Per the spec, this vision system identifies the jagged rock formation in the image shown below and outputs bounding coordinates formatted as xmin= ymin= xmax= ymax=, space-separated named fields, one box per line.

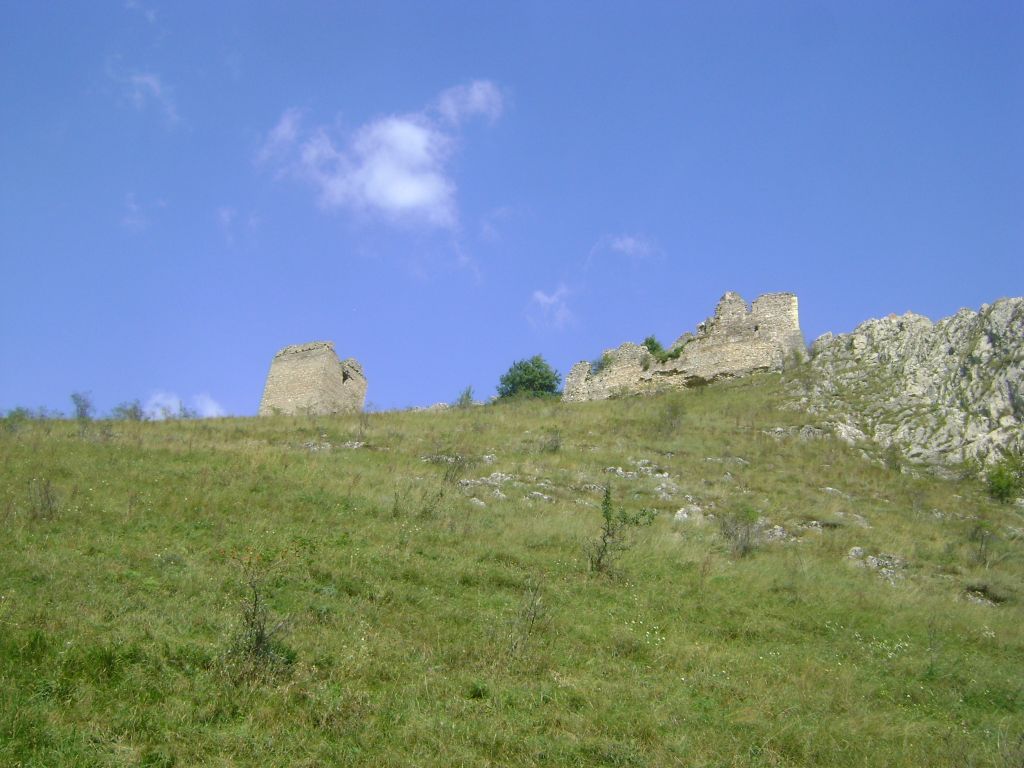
xmin=799 ymin=298 xmax=1024 ymax=466
xmin=563 ymin=292 xmax=805 ymax=402
xmin=259 ymin=341 xmax=367 ymax=416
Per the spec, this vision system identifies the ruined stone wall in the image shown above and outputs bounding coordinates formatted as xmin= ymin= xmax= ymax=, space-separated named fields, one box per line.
xmin=563 ymin=292 xmax=805 ymax=402
xmin=563 ymin=344 xmax=656 ymax=402
xmin=259 ymin=341 xmax=367 ymax=416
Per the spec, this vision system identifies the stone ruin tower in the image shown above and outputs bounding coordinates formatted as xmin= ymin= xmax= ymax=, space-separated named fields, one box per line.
xmin=258 ymin=341 xmax=367 ymax=416
xmin=563 ymin=291 xmax=805 ymax=402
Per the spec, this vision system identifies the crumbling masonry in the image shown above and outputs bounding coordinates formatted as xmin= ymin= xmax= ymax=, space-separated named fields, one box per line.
xmin=563 ymin=292 xmax=805 ymax=402
xmin=259 ymin=341 xmax=367 ymax=416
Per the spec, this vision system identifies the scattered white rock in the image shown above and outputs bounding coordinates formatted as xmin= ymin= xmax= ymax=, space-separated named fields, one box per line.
xmin=459 ymin=472 xmax=515 ymax=488
xmin=674 ymin=505 xmax=704 ymax=523
xmin=469 ymin=497 xmax=487 ymax=508
xmin=850 ymin=548 xmax=906 ymax=583
xmin=605 ymin=466 xmax=638 ymax=479
xmin=761 ymin=524 xmax=792 ymax=543
xmin=302 ymin=441 xmax=332 ymax=452
xmin=963 ymin=590 xmax=997 ymax=607
xmin=527 ymin=491 xmax=553 ymax=502
xmin=821 ymin=486 xmax=849 ymax=498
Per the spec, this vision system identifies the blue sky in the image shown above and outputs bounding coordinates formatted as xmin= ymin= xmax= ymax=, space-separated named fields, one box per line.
xmin=1 ymin=1 xmax=1021 ymax=415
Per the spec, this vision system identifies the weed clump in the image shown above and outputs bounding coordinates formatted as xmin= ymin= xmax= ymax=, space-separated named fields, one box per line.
xmin=223 ymin=551 xmax=295 ymax=680
xmin=718 ymin=504 xmax=759 ymax=557
xmin=587 ymin=485 xmax=655 ymax=575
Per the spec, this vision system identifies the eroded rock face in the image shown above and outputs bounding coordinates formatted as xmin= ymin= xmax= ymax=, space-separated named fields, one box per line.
xmin=259 ymin=341 xmax=367 ymax=416
xmin=563 ymin=292 xmax=805 ymax=402
xmin=801 ymin=298 xmax=1024 ymax=466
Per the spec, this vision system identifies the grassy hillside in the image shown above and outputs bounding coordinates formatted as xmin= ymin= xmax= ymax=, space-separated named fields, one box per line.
xmin=1 ymin=374 xmax=1022 ymax=767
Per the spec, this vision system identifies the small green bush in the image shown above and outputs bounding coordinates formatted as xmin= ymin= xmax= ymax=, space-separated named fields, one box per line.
xmin=497 ymin=355 xmax=560 ymax=399
xmin=642 ymin=335 xmax=684 ymax=364
xmin=718 ymin=504 xmax=759 ymax=557
xmin=987 ymin=451 xmax=1023 ymax=503
xmin=590 ymin=352 xmax=614 ymax=375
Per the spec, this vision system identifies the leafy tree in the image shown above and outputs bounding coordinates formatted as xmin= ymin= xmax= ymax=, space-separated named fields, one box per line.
xmin=497 ymin=355 xmax=560 ymax=399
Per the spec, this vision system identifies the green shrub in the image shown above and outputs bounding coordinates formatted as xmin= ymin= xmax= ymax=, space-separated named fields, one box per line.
xmin=110 ymin=399 xmax=146 ymax=421
xmin=987 ymin=451 xmax=1023 ymax=503
xmin=642 ymin=335 xmax=684 ymax=364
xmin=590 ymin=352 xmax=614 ymax=375
xmin=586 ymin=485 xmax=656 ymax=575
xmin=718 ymin=504 xmax=759 ymax=557
xmin=497 ymin=355 xmax=560 ymax=399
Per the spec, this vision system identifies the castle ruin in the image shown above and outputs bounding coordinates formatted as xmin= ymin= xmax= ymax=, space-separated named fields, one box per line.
xmin=563 ymin=292 xmax=805 ymax=402
xmin=259 ymin=341 xmax=367 ymax=416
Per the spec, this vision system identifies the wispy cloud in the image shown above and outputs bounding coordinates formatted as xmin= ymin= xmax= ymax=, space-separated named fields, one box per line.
xmin=145 ymin=391 xmax=226 ymax=420
xmin=479 ymin=205 xmax=514 ymax=243
xmin=259 ymin=80 xmax=504 ymax=229
xmin=608 ymin=234 xmax=655 ymax=258
xmin=586 ymin=233 xmax=658 ymax=269
xmin=125 ymin=71 xmax=179 ymax=123
xmin=124 ymin=0 xmax=157 ymax=24
xmin=436 ymin=80 xmax=504 ymax=125
xmin=528 ymin=284 xmax=573 ymax=330
xmin=256 ymin=107 xmax=302 ymax=164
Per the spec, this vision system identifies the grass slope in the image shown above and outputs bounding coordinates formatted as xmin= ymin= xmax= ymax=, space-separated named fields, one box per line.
xmin=1 ymin=374 xmax=1022 ymax=766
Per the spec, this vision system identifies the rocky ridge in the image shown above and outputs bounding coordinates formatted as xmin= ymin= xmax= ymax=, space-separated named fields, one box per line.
xmin=797 ymin=297 xmax=1024 ymax=467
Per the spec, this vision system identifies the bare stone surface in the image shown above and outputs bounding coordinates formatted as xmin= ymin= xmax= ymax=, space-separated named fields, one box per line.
xmin=563 ymin=291 xmax=805 ymax=402
xmin=799 ymin=297 xmax=1024 ymax=466
xmin=259 ymin=341 xmax=367 ymax=416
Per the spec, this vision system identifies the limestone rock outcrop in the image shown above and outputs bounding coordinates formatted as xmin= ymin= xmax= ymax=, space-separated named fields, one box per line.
xmin=259 ymin=341 xmax=366 ymax=416
xmin=800 ymin=298 xmax=1024 ymax=466
xmin=563 ymin=292 xmax=805 ymax=402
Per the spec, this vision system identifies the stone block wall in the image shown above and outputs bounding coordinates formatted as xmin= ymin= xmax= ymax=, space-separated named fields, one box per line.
xmin=563 ymin=292 xmax=805 ymax=402
xmin=258 ymin=341 xmax=367 ymax=416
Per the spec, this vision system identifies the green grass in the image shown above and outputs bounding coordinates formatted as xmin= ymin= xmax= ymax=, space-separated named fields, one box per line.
xmin=1 ymin=374 xmax=1022 ymax=766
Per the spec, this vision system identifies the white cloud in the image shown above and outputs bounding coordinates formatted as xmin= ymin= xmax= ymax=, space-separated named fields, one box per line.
xmin=145 ymin=391 xmax=226 ymax=420
xmin=608 ymin=234 xmax=655 ymax=258
xmin=528 ymin=284 xmax=573 ymax=330
xmin=301 ymin=116 xmax=456 ymax=227
xmin=260 ymin=80 xmax=502 ymax=229
xmin=192 ymin=393 xmax=226 ymax=418
xmin=257 ymin=107 xmax=302 ymax=164
xmin=586 ymin=233 xmax=658 ymax=268
xmin=144 ymin=391 xmax=182 ymax=420
xmin=436 ymin=80 xmax=504 ymax=125
xmin=125 ymin=71 xmax=178 ymax=123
